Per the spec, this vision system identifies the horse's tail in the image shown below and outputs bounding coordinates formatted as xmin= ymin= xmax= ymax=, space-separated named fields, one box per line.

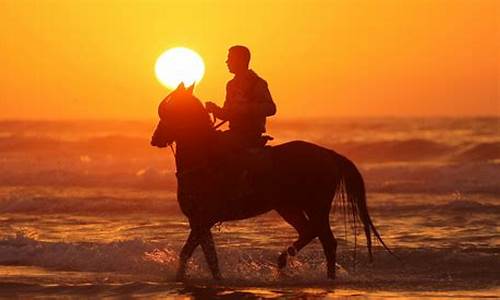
xmin=336 ymin=154 xmax=396 ymax=262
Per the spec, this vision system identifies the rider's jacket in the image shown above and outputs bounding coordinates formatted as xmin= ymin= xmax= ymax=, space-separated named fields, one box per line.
xmin=216 ymin=70 xmax=276 ymax=134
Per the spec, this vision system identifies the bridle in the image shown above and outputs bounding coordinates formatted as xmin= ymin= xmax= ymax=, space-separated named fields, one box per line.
xmin=211 ymin=114 xmax=227 ymax=130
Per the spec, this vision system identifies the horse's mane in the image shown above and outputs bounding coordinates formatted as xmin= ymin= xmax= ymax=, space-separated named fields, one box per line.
xmin=187 ymin=94 xmax=214 ymax=131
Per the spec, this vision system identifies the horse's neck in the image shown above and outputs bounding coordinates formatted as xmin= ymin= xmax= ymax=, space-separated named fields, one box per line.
xmin=174 ymin=128 xmax=214 ymax=173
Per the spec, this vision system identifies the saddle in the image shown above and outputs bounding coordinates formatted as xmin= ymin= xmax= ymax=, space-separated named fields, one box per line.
xmin=212 ymin=131 xmax=273 ymax=168
xmin=208 ymin=133 xmax=274 ymax=198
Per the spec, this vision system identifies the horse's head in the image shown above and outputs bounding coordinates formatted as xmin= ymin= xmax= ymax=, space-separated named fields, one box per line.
xmin=151 ymin=83 xmax=212 ymax=148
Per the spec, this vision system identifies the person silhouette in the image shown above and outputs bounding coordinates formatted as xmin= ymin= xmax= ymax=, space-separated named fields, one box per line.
xmin=206 ymin=45 xmax=276 ymax=148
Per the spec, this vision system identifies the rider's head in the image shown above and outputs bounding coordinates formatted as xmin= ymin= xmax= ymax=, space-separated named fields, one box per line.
xmin=226 ymin=45 xmax=250 ymax=75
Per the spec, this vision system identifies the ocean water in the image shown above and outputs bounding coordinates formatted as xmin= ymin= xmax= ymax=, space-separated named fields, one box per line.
xmin=0 ymin=118 xmax=498 ymax=299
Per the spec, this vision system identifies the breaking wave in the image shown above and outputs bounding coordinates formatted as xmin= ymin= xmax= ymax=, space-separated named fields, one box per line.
xmin=0 ymin=193 xmax=179 ymax=215
xmin=453 ymin=142 xmax=500 ymax=162
xmin=371 ymin=199 xmax=500 ymax=215
xmin=0 ymin=233 xmax=497 ymax=288
xmin=0 ymin=194 xmax=497 ymax=215
xmin=1 ymin=134 xmax=499 ymax=193
xmin=1 ymin=134 xmax=499 ymax=163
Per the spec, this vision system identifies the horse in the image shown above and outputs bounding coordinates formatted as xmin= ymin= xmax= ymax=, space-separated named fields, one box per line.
xmin=151 ymin=83 xmax=392 ymax=281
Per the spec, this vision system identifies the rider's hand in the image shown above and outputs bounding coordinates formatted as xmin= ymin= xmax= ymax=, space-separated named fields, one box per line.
xmin=205 ymin=101 xmax=219 ymax=113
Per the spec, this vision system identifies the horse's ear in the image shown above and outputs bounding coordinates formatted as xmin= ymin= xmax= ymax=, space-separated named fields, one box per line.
xmin=186 ymin=83 xmax=195 ymax=94
xmin=176 ymin=82 xmax=185 ymax=91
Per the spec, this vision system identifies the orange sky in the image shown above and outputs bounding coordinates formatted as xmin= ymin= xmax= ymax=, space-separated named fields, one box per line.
xmin=0 ymin=0 xmax=498 ymax=120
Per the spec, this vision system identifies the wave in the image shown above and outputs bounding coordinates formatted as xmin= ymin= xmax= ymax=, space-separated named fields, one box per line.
xmin=363 ymin=161 xmax=500 ymax=193
xmin=453 ymin=142 xmax=500 ymax=162
xmin=370 ymin=200 xmax=500 ymax=216
xmin=329 ymin=139 xmax=453 ymax=162
xmin=0 ymin=234 xmax=498 ymax=288
xmin=0 ymin=233 xmax=170 ymax=275
xmin=0 ymin=168 xmax=178 ymax=191
xmin=0 ymin=193 xmax=179 ymax=215
xmin=0 ymin=160 xmax=498 ymax=193
xmin=3 ymin=167 xmax=499 ymax=195
xmin=0 ymin=132 xmax=499 ymax=193
xmin=0 ymin=192 xmax=497 ymax=215
xmin=329 ymin=140 xmax=500 ymax=163
xmin=1 ymin=133 xmax=499 ymax=163
xmin=0 ymin=135 xmax=149 ymax=156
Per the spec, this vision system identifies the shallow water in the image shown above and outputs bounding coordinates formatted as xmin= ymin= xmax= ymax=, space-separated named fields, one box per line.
xmin=0 ymin=189 xmax=498 ymax=298
xmin=0 ymin=118 xmax=498 ymax=298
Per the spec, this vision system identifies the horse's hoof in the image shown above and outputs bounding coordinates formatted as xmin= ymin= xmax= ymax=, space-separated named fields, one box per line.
xmin=213 ymin=274 xmax=223 ymax=282
xmin=175 ymin=272 xmax=186 ymax=282
xmin=277 ymin=252 xmax=287 ymax=269
xmin=327 ymin=270 xmax=336 ymax=280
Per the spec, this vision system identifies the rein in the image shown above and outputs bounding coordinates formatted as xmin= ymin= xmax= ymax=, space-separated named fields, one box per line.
xmin=214 ymin=120 xmax=227 ymax=129
xmin=211 ymin=113 xmax=227 ymax=130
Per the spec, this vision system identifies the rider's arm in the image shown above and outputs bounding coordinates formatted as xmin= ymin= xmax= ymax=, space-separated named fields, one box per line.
xmin=219 ymin=79 xmax=276 ymax=119
xmin=246 ymin=80 xmax=276 ymax=117
xmin=211 ymin=104 xmax=229 ymax=120
xmin=216 ymin=84 xmax=236 ymax=120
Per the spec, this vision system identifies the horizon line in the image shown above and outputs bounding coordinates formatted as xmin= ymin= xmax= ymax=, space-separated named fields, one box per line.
xmin=0 ymin=115 xmax=498 ymax=123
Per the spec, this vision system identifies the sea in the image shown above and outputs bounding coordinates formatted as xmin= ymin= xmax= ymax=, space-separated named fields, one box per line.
xmin=0 ymin=117 xmax=498 ymax=299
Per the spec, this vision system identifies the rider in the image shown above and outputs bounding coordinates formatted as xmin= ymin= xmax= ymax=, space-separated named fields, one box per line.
xmin=205 ymin=45 xmax=276 ymax=149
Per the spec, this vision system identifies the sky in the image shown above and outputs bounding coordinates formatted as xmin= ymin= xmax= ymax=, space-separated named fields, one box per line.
xmin=0 ymin=0 xmax=498 ymax=120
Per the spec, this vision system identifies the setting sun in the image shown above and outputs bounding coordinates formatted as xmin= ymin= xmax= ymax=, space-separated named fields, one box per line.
xmin=154 ymin=47 xmax=205 ymax=90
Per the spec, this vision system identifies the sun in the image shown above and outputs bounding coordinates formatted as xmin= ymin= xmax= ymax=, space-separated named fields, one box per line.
xmin=155 ymin=47 xmax=205 ymax=90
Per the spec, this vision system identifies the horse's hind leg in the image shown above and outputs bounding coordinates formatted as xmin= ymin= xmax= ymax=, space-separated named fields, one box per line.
xmin=311 ymin=208 xmax=337 ymax=279
xmin=276 ymin=208 xmax=316 ymax=269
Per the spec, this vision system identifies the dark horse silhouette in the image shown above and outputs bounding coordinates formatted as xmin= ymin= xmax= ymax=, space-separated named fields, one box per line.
xmin=151 ymin=83 xmax=392 ymax=281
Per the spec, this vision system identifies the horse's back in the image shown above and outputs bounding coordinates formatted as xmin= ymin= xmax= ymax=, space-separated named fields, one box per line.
xmin=270 ymin=140 xmax=339 ymax=171
xmin=263 ymin=140 xmax=344 ymax=202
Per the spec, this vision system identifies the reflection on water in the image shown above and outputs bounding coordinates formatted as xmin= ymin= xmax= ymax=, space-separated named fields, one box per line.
xmin=0 ymin=192 xmax=498 ymax=298
xmin=0 ymin=274 xmax=499 ymax=299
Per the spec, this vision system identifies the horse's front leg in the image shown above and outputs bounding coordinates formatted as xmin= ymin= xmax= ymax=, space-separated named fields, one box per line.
xmin=176 ymin=230 xmax=199 ymax=281
xmin=199 ymin=227 xmax=222 ymax=281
